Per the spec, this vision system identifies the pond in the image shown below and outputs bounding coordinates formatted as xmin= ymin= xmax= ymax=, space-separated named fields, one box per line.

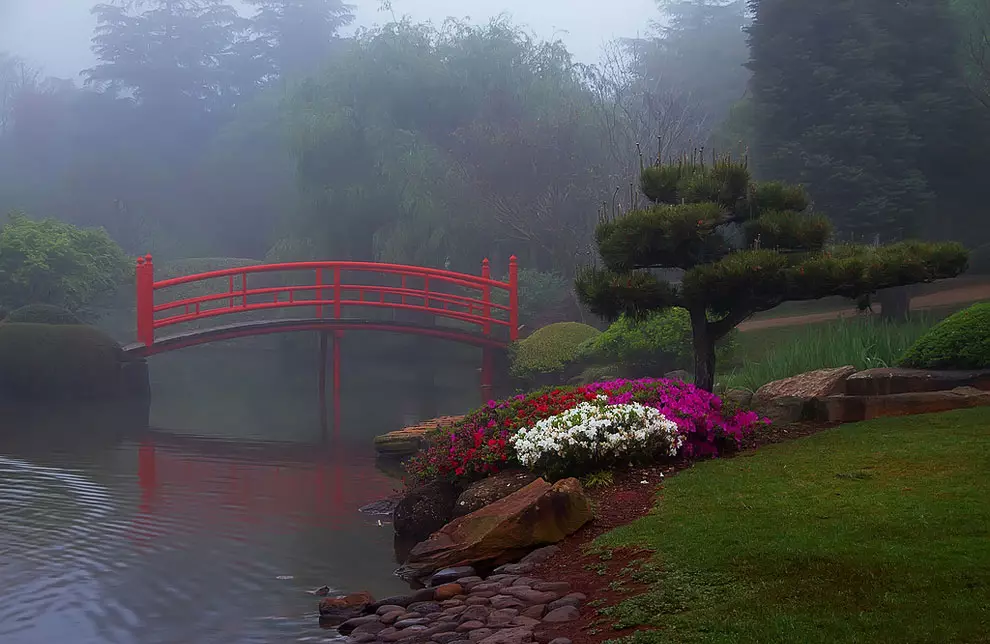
xmin=0 ymin=342 xmax=479 ymax=644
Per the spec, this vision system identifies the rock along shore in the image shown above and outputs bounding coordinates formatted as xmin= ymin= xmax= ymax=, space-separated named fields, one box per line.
xmin=322 ymin=547 xmax=579 ymax=644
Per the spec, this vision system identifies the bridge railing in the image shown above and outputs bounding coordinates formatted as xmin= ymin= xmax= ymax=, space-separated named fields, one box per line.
xmin=134 ymin=257 xmax=519 ymax=347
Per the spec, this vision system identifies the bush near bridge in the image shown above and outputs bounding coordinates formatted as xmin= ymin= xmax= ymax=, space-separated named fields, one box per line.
xmin=405 ymin=377 xmax=764 ymax=484
xmin=899 ymin=302 xmax=990 ymax=370
xmin=577 ymin=308 xmax=739 ymax=380
xmin=509 ymin=322 xmax=600 ymax=381
xmin=0 ymin=323 xmax=141 ymax=401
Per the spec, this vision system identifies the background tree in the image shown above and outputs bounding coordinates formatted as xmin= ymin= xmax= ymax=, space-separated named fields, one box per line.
xmin=240 ymin=0 xmax=355 ymax=82
xmin=748 ymin=0 xmax=990 ymax=244
xmin=575 ymin=156 xmax=968 ymax=391
xmin=87 ymin=0 xmax=245 ymax=130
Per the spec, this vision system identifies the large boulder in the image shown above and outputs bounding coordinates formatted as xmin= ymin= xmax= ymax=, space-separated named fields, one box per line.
xmin=453 ymin=469 xmax=540 ymax=518
xmin=393 ymin=479 xmax=461 ymax=541
xmin=844 ymin=368 xmax=990 ymax=396
xmin=817 ymin=387 xmax=990 ymax=423
xmin=395 ymin=478 xmax=593 ymax=582
xmin=753 ymin=366 xmax=856 ymax=405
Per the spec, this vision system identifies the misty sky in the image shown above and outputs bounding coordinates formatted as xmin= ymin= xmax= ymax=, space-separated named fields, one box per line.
xmin=0 ymin=0 xmax=659 ymax=80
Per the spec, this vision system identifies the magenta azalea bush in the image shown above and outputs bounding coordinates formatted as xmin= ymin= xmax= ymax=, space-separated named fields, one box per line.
xmin=406 ymin=378 xmax=765 ymax=483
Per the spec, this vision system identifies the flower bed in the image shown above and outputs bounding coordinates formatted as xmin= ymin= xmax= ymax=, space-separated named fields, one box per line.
xmin=406 ymin=378 xmax=765 ymax=483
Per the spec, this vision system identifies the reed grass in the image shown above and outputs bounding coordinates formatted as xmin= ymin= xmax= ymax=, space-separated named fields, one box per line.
xmin=719 ymin=313 xmax=939 ymax=391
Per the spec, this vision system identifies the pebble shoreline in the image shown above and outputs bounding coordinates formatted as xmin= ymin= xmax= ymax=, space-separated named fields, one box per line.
xmin=326 ymin=548 xmax=580 ymax=644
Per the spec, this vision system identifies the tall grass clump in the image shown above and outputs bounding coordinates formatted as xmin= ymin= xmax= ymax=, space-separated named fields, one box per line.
xmin=720 ymin=314 xmax=938 ymax=391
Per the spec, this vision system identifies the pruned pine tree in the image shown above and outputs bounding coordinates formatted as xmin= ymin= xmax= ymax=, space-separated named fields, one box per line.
xmin=575 ymin=155 xmax=969 ymax=392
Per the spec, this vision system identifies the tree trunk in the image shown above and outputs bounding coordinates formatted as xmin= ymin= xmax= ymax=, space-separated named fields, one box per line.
xmin=689 ymin=307 xmax=717 ymax=392
xmin=877 ymin=286 xmax=911 ymax=322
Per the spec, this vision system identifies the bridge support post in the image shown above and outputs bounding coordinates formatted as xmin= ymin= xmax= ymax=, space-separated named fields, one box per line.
xmin=481 ymin=348 xmax=495 ymax=402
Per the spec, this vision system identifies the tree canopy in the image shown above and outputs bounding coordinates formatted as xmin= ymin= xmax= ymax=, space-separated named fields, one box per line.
xmin=576 ymin=156 xmax=968 ymax=391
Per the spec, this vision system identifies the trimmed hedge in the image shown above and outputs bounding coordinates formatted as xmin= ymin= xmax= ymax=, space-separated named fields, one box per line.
xmin=899 ymin=302 xmax=990 ymax=370
xmin=4 ymin=304 xmax=82 ymax=325
xmin=510 ymin=322 xmax=601 ymax=378
xmin=0 ymin=323 xmax=132 ymax=400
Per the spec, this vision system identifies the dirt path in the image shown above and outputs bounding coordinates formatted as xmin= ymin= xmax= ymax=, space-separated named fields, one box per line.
xmin=738 ymin=282 xmax=990 ymax=332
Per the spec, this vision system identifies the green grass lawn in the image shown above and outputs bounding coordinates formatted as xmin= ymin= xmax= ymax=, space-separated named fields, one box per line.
xmin=594 ymin=408 xmax=990 ymax=644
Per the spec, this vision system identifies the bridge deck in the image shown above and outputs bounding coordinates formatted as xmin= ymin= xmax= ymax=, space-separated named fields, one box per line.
xmin=123 ymin=317 xmax=509 ymax=356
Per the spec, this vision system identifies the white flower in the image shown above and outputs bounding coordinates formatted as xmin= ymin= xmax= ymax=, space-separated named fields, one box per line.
xmin=509 ymin=402 xmax=683 ymax=471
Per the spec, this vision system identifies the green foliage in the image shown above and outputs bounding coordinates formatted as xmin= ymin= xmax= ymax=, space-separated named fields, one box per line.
xmin=285 ymin=18 xmax=609 ymax=276
xmin=899 ymin=302 xmax=990 ymax=370
xmin=510 ymin=322 xmax=601 ymax=378
xmin=5 ymin=304 xmax=82 ymax=325
xmin=594 ymin=407 xmax=990 ymax=642
xmin=722 ymin=315 xmax=939 ymax=391
xmin=0 ymin=214 xmax=130 ymax=313
xmin=748 ymin=0 xmax=989 ymax=241
xmin=577 ymin=157 xmax=970 ymax=391
xmin=581 ymin=470 xmax=615 ymax=490
xmin=580 ymin=309 xmax=693 ymax=371
xmin=0 ymin=323 xmax=127 ymax=399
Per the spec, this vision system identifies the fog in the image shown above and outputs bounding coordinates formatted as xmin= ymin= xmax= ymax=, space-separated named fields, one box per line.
xmin=0 ymin=0 xmax=657 ymax=78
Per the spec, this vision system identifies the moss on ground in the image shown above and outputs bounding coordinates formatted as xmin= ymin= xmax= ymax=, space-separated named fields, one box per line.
xmin=593 ymin=407 xmax=990 ymax=643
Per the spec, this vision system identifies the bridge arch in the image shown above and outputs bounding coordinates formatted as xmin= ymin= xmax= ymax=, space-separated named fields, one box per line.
xmin=125 ymin=256 xmax=520 ymax=399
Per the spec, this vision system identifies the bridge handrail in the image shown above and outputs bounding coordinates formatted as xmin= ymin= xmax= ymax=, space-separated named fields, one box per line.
xmin=152 ymin=260 xmax=510 ymax=291
xmin=134 ymin=256 xmax=519 ymax=348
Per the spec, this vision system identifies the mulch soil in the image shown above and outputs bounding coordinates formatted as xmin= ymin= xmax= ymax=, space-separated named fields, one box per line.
xmin=530 ymin=419 xmax=839 ymax=644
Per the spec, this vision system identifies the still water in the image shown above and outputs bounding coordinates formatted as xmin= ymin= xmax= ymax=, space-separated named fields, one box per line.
xmin=0 ymin=342 xmax=478 ymax=644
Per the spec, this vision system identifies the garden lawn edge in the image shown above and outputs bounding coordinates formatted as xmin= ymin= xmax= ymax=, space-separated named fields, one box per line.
xmin=527 ymin=420 xmax=837 ymax=644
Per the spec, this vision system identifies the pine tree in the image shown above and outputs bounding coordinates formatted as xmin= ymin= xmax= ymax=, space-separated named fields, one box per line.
xmin=87 ymin=1 xmax=244 ymax=115
xmin=575 ymin=155 xmax=968 ymax=391
xmin=241 ymin=0 xmax=355 ymax=81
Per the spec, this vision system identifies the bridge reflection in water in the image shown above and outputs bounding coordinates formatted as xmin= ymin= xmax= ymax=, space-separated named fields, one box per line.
xmin=133 ymin=426 xmax=396 ymax=548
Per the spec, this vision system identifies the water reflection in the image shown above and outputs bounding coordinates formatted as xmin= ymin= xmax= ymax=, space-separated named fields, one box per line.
xmin=0 ymin=342 xmax=477 ymax=644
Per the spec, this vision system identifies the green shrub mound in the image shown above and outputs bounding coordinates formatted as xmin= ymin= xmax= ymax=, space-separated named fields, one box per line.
xmin=0 ymin=323 xmax=130 ymax=399
xmin=4 ymin=304 xmax=83 ymax=325
xmin=510 ymin=322 xmax=600 ymax=377
xmin=899 ymin=302 xmax=990 ymax=370
xmin=578 ymin=308 xmax=738 ymax=378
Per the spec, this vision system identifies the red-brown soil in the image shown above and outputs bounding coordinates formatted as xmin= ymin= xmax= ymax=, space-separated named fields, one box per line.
xmin=530 ymin=420 xmax=839 ymax=644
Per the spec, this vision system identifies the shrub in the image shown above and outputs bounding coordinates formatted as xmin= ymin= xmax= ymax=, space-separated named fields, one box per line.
xmin=5 ymin=303 xmax=82 ymax=325
xmin=510 ymin=322 xmax=600 ymax=378
xmin=0 ymin=213 xmax=130 ymax=312
xmin=0 ymin=323 xmax=128 ymax=399
xmin=579 ymin=308 xmax=739 ymax=375
xmin=898 ymin=302 xmax=990 ymax=370
xmin=511 ymin=399 xmax=683 ymax=479
xmin=406 ymin=378 xmax=765 ymax=483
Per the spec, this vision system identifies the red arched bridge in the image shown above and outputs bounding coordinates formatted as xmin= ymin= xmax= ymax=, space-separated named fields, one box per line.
xmin=124 ymin=256 xmax=520 ymax=398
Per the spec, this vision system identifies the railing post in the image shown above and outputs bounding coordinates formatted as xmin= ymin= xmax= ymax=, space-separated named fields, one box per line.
xmin=481 ymin=258 xmax=491 ymax=336
xmin=333 ymin=267 xmax=342 ymax=319
xmin=315 ymin=268 xmax=324 ymax=318
xmin=136 ymin=254 xmax=155 ymax=347
xmin=508 ymin=255 xmax=519 ymax=341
